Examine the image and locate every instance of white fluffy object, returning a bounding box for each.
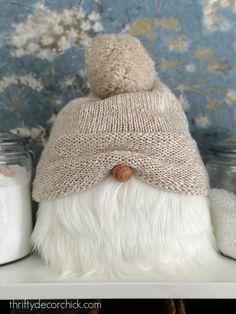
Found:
[210,188,236,259]
[32,177,219,279]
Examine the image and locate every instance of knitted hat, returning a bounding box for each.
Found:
[33,34,209,202]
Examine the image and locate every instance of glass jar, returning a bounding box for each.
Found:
[206,136,236,259]
[0,132,32,264]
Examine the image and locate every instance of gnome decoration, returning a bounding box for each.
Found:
[32,34,218,278]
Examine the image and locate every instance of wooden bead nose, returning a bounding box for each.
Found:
[112,164,133,182]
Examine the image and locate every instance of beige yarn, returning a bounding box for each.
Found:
[86,34,156,99]
[33,81,209,202]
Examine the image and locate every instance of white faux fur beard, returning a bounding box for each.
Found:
[32,177,219,280]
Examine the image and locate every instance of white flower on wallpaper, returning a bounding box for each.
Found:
[203,0,236,31]
[194,114,210,128]
[11,3,103,60]
[178,94,190,111]
[185,64,196,73]
[225,89,236,105]
[0,74,43,93]
[10,126,47,143]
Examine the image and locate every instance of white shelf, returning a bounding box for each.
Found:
[1,254,236,299]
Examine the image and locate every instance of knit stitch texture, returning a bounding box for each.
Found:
[33,81,209,202]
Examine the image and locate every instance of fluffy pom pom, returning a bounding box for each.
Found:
[86,34,156,98]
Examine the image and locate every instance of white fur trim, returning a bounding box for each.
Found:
[32,177,219,279]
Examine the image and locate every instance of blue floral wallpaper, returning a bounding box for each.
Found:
[0,0,236,158]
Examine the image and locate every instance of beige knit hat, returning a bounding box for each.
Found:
[33,34,209,202]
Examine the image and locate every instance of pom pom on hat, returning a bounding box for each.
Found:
[86,34,156,98]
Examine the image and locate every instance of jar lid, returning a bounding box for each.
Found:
[209,135,236,154]
[0,132,29,145]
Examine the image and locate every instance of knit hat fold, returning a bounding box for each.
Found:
[33,83,209,202]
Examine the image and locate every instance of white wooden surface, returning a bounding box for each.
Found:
[1,254,236,299]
